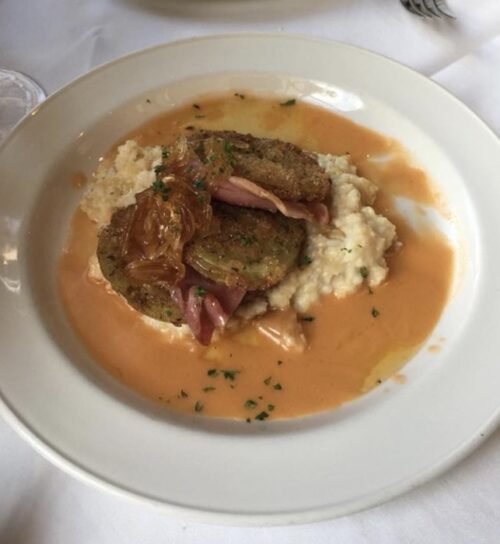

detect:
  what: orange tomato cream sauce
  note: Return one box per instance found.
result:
[59,94,453,421]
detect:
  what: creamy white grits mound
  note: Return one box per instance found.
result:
[81,140,397,328]
[266,154,396,312]
[81,140,163,227]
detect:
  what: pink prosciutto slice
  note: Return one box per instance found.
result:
[212,176,330,225]
[171,268,246,345]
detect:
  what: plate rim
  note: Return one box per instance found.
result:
[1,32,500,526]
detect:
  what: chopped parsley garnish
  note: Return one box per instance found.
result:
[165,309,173,317]
[234,92,245,99]
[195,286,206,297]
[194,401,204,412]
[146,98,151,104]
[377,379,382,384]
[255,411,269,421]
[161,147,169,159]
[300,315,315,322]
[244,399,258,410]
[239,235,255,246]
[267,404,275,411]
[206,368,240,381]
[180,389,188,398]
[277,360,283,366]
[223,139,235,166]
[203,386,216,393]
[154,164,165,174]
[151,179,171,200]
[223,369,239,381]
[371,307,380,318]
[273,383,283,391]
[263,376,272,386]
[360,266,369,279]
[193,179,205,191]
[340,247,352,253]
[192,103,201,109]
[299,255,313,267]
[196,194,206,204]
[280,98,296,107]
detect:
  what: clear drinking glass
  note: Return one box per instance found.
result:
[0,69,46,143]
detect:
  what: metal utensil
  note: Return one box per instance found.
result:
[400,0,455,18]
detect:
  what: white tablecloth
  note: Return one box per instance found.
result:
[2,1,500,541]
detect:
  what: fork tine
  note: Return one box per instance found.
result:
[409,0,433,17]
[432,0,456,18]
[422,0,442,17]
[400,0,424,16]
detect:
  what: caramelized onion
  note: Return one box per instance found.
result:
[120,174,212,285]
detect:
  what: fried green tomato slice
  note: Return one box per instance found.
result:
[96,207,183,324]
[187,130,331,202]
[185,203,305,291]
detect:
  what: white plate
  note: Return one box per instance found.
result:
[0,34,499,526]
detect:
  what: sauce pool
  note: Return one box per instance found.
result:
[58,94,454,420]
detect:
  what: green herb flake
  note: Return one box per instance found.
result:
[194,401,204,412]
[161,147,169,159]
[203,386,216,393]
[371,307,380,318]
[196,194,205,204]
[246,418,251,423]
[207,369,219,377]
[195,286,206,297]
[151,179,171,201]
[280,98,296,107]
[185,125,195,130]
[299,255,313,267]
[277,360,283,366]
[165,309,173,317]
[180,389,188,398]
[368,287,374,295]
[154,164,165,175]
[300,315,315,322]
[244,399,258,410]
[273,383,283,391]
[360,266,369,279]
[223,139,235,166]
[192,103,201,110]
[267,404,275,411]
[263,376,272,386]
[146,98,151,104]
[195,115,205,119]
[255,411,269,421]
[223,369,239,381]
[239,235,255,246]
[340,247,352,254]
[234,92,246,99]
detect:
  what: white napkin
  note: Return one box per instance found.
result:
[1,0,500,541]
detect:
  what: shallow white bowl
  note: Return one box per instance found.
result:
[0,34,499,525]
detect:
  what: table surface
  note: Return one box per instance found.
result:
[2,0,500,541]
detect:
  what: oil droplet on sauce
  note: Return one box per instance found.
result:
[58,93,454,420]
